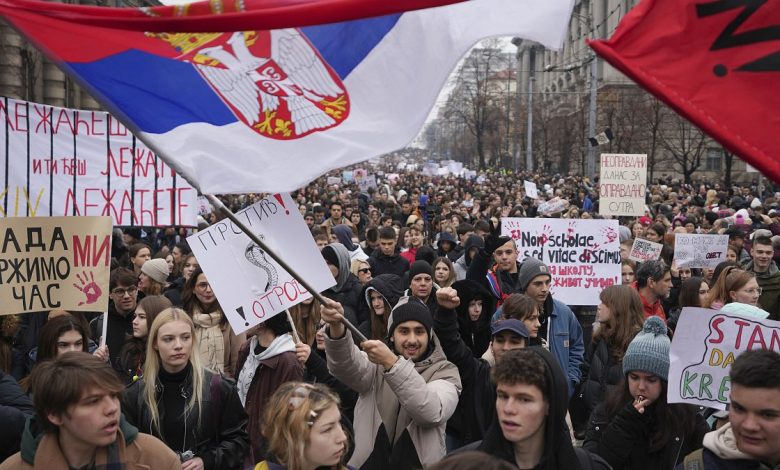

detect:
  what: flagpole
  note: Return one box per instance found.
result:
[205,194,368,343]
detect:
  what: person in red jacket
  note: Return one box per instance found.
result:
[635,260,672,322]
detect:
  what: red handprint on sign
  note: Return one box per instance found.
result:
[567,221,577,240]
[601,227,618,244]
[73,271,102,306]
[539,224,553,245]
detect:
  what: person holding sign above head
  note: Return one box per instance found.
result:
[584,316,708,470]
[122,308,249,470]
[90,268,138,372]
[252,382,354,470]
[676,349,780,470]
[182,268,245,378]
[321,296,461,468]
[235,312,303,461]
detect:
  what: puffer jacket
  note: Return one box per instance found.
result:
[584,399,709,470]
[325,329,461,469]
[581,338,624,417]
[122,367,249,470]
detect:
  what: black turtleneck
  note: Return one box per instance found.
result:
[158,363,191,453]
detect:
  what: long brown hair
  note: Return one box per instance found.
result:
[704,266,753,308]
[593,285,644,361]
[288,299,321,346]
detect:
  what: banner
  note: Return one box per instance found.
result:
[599,153,646,216]
[524,180,538,199]
[669,308,780,409]
[0,216,112,314]
[0,98,198,227]
[628,238,663,263]
[674,233,729,269]
[502,218,621,305]
[0,0,574,194]
[589,0,780,188]
[188,193,335,334]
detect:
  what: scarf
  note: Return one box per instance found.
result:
[192,307,226,374]
[704,423,752,460]
[236,333,296,405]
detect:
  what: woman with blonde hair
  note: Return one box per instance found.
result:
[254,381,353,470]
[121,308,249,469]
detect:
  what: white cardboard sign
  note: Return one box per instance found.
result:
[524,180,538,199]
[188,193,335,334]
[628,238,663,263]
[599,153,647,216]
[674,233,729,268]
[502,218,621,305]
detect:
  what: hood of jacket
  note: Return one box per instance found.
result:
[20,414,138,464]
[363,274,404,310]
[451,279,494,332]
[463,235,485,266]
[325,243,353,292]
[745,259,780,279]
[478,346,581,469]
[703,423,753,461]
[333,225,358,251]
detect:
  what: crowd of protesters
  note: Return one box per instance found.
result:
[2,164,780,470]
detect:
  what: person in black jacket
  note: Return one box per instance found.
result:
[368,227,410,278]
[434,287,528,448]
[584,317,708,470]
[121,308,249,469]
[0,370,32,461]
[581,285,644,421]
[357,274,404,341]
[466,348,610,469]
[450,279,495,358]
[321,243,363,327]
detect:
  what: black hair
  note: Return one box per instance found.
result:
[636,260,669,288]
[730,349,780,390]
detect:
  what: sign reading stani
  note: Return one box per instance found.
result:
[0,97,197,226]
[502,218,621,305]
[0,216,112,314]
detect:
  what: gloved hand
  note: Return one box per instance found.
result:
[484,220,511,255]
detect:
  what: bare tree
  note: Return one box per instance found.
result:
[660,113,708,184]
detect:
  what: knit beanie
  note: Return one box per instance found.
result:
[517,258,551,292]
[622,316,671,381]
[141,258,169,284]
[409,260,433,280]
[387,296,433,338]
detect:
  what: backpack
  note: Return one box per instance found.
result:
[683,448,705,470]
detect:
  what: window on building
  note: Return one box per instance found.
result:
[705,148,722,171]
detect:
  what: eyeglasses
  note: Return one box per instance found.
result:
[743,287,763,295]
[195,282,211,290]
[112,286,138,297]
[358,268,371,274]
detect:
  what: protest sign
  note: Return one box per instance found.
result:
[0,216,112,314]
[423,163,439,176]
[537,197,569,215]
[188,193,335,335]
[599,153,647,216]
[0,97,197,226]
[326,176,341,186]
[524,180,538,199]
[502,218,621,305]
[342,171,354,182]
[669,308,780,409]
[674,233,729,268]
[628,238,663,263]
[357,174,377,192]
[196,196,213,217]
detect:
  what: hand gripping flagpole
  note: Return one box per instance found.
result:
[205,194,368,343]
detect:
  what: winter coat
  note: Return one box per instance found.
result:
[0,415,179,470]
[581,338,624,417]
[90,301,135,372]
[368,250,410,278]
[323,244,364,326]
[468,347,611,470]
[122,367,250,470]
[163,276,185,306]
[433,305,496,445]
[466,248,522,297]
[0,371,33,462]
[254,461,357,470]
[584,399,709,470]
[304,348,358,422]
[674,424,772,470]
[452,279,495,358]
[546,297,585,398]
[235,337,303,460]
[325,329,461,469]
[745,261,780,321]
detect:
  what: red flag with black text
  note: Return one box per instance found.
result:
[589,0,780,182]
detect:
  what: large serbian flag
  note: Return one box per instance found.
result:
[589,0,780,183]
[0,0,574,194]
